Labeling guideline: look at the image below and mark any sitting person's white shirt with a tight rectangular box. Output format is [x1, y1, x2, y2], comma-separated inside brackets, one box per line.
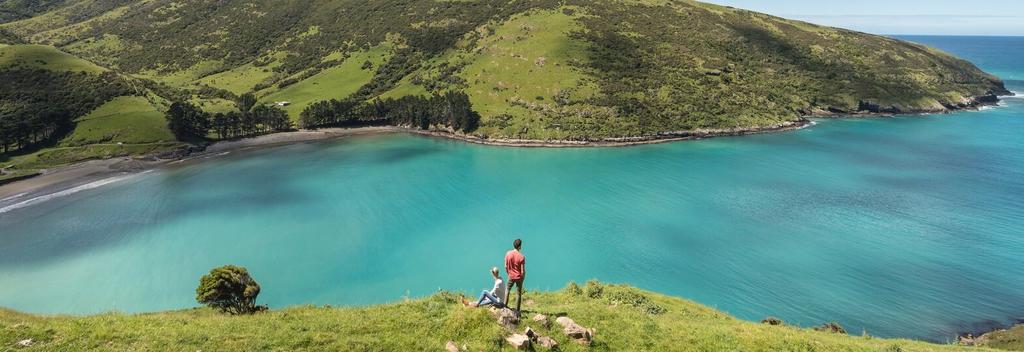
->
[491, 277, 506, 305]
[464, 267, 508, 307]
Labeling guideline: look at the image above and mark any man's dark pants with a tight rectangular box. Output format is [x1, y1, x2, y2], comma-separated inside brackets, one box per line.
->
[506, 278, 524, 315]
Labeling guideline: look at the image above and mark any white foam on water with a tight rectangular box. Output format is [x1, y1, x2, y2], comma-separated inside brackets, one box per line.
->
[0, 192, 28, 203]
[0, 173, 143, 214]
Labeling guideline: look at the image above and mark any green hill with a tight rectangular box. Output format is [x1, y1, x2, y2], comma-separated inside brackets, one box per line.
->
[0, 283, 1004, 351]
[0, 43, 181, 180]
[0, 27, 21, 44]
[0, 0, 1010, 141]
[0, 43, 103, 72]
[0, 0, 68, 24]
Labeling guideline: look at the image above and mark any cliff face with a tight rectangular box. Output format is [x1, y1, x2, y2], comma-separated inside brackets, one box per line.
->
[0, 0, 1011, 140]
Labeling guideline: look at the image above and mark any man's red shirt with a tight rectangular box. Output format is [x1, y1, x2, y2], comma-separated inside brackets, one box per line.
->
[505, 250, 525, 281]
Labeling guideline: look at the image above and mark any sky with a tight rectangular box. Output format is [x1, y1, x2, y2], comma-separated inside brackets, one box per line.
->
[703, 1, 1024, 36]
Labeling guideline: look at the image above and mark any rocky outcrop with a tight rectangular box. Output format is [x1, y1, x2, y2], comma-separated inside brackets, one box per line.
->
[532, 314, 551, 329]
[492, 307, 520, 328]
[519, 326, 560, 350]
[975, 93, 1001, 104]
[761, 316, 784, 326]
[815, 322, 847, 334]
[536, 336, 559, 349]
[556, 316, 595, 345]
[506, 333, 531, 350]
[805, 89, 1011, 119]
[857, 100, 902, 114]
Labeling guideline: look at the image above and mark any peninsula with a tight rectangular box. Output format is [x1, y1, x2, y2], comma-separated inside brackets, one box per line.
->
[0, 0, 1012, 184]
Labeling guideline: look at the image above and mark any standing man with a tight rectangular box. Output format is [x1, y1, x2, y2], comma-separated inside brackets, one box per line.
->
[504, 238, 526, 316]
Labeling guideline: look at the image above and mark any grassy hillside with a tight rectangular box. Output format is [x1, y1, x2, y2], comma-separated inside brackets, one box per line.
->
[2, 95, 182, 176]
[60, 96, 175, 146]
[0, 0, 1008, 141]
[0, 44, 103, 72]
[0, 283, 999, 351]
[0, 43, 181, 180]
[978, 325, 1024, 351]
[0, 0, 68, 24]
[0, 27, 21, 44]
[259, 44, 393, 119]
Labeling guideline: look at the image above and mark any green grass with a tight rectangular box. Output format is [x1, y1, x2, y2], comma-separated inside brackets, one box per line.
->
[0, 169, 40, 184]
[379, 72, 430, 99]
[134, 59, 226, 89]
[978, 325, 1024, 351]
[0, 283, 997, 351]
[60, 96, 176, 146]
[197, 59, 283, 95]
[191, 97, 239, 114]
[0, 44, 104, 72]
[21, 4, 132, 45]
[259, 45, 393, 120]
[62, 34, 139, 69]
[2, 96, 183, 174]
[457, 8, 597, 139]
[5, 142, 181, 171]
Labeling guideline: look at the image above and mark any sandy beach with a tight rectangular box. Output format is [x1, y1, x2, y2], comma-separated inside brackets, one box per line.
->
[0, 127, 404, 203]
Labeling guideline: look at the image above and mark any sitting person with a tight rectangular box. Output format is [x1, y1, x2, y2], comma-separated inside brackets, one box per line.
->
[464, 267, 506, 308]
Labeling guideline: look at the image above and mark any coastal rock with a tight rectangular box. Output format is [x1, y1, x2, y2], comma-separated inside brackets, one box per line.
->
[555, 316, 594, 344]
[857, 100, 900, 114]
[826, 106, 849, 114]
[525, 326, 538, 339]
[537, 336, 559, 349]
[445, 340, 459, 352]
[957, 333, 976, 346]
[493, 307, 520, 328]
[815, 322, 847, 334]
[532, 314, 551, 329]
[506, 333, 531, 350]
[761, 316, 784, 326]
[976, 93, 1000, 104]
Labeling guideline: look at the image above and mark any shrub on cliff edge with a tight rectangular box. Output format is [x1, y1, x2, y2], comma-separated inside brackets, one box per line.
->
[196, 265, 264, 314]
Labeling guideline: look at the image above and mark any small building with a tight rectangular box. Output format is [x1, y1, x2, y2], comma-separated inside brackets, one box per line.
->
[274, 101, 291, 107]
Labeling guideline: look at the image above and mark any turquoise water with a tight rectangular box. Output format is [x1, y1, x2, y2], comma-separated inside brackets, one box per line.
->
[1, 36, 1022, 341]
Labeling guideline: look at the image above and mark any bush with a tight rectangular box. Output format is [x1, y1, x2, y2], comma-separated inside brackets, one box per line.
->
[816, 322, 847, 334]
[761, 316, 785, 326]
[436, 290, 461, 304]
[605, 290, 666, 315]
[584, 280, 604, 299]
[565, 281, 583, 296]
[196, 265, 263, 315]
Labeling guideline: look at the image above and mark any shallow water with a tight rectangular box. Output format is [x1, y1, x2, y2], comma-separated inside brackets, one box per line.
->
[1, 36, 1022, 341]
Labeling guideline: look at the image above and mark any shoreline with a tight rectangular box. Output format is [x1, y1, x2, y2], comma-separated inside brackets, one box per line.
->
[0, 127, 404, 202]
[0, 98, 1007, 205]
[0, 121, 813, 201]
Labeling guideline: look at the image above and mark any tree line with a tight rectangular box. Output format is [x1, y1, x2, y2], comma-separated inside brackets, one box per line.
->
[165, 93, 290, 141]
[0, 69, 134, 154]
[299, 91, 480, 133]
